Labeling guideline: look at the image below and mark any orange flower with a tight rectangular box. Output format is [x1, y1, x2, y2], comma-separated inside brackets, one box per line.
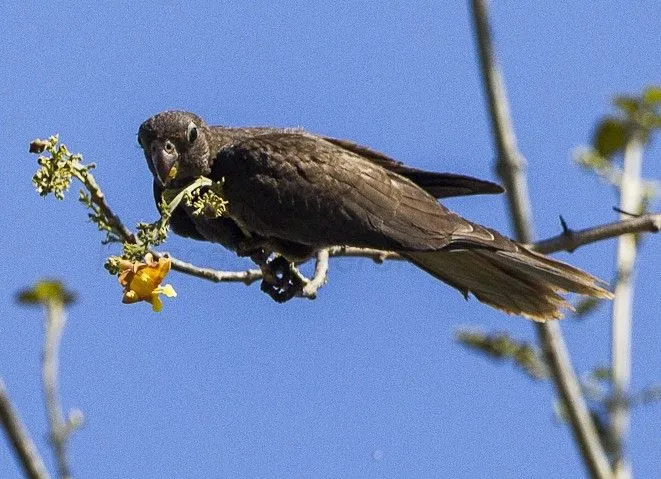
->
[118, 253, 177, 312]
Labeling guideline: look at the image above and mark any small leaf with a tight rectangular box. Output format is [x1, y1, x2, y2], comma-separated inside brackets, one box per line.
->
[572, 296, 603, 318]
[590, 366, 612, 382]
[456, 329, 548, 380]
[17, 280, 76, 305]
[592, 117, 629, 158]
[614, 96, 639, 116]
[642, 86, 661, 105]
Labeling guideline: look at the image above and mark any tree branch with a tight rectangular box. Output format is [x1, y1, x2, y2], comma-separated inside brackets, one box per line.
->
[531, 213, 660, 255]
[165, 255, 263, 284]
[42, 300, 77, 479]
[332, 214, 661, 261]
[609, 132, 644, 479]
[470, 1, 613, 478]
[0, 379, 51, 479]
[73, 165, 135, 243]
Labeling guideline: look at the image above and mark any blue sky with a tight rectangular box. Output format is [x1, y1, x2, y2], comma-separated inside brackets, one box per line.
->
[1, 2, 660, 478]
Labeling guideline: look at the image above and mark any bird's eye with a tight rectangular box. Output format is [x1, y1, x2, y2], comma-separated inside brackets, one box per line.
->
[187, 122, 198, 143]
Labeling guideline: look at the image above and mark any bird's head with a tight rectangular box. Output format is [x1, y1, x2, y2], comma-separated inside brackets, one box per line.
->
[138, 111, 212, 187]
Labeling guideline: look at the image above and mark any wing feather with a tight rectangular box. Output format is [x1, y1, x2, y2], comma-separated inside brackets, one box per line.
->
[212, 133, 506, 252]
[323, 136, 504, 198]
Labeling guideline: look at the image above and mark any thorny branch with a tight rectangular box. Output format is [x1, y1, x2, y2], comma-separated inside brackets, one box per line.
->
[335, 213, 661, 260]
[470, 1, 614, 478]
[0, 379, 51, 479]
[531, 213, 660, 255]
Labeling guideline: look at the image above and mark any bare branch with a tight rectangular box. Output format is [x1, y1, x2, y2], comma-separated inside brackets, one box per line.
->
[470, 1, 613, 478]
[471, 0, 534, 242]
[164, 254, 263, 285]
[610, 132, 644, 479]
[42, 301, 76, 479]
[531, 213, 661, 254]
[0, 379, 51, 479]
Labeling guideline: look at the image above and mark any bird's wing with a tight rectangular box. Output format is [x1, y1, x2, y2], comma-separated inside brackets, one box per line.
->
[322, 136, 504, 198]
[212, 132, 507, 252]
[210, 130, 613, 321]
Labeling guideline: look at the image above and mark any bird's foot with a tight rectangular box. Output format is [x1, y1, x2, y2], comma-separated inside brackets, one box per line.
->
[258, 255, 305, 303]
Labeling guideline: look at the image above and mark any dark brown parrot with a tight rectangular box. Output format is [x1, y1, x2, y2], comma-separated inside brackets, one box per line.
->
[138, 110, 613, 321]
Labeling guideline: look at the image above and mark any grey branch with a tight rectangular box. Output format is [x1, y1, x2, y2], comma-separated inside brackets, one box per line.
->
[165, 254, 263, 285]
[42, 301, 77, 479]
[470, 1, 614, 478]
[334, 214, 661, 260]
[0, 379, 51, 479]
[163, 213, 660, 285]
[610, 132, 644, 479]
[531, 213, 661, 255]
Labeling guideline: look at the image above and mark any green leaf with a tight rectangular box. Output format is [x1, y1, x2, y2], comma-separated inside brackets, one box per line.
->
[590, 366, 612, 382]
[572, 296, 603, 318]
[17, 280, 76, 305]
[592, 117, 629, 158]
[614, 96, 639, 117]
[456, 329, 548, 380]
[642, 86, 661, 105]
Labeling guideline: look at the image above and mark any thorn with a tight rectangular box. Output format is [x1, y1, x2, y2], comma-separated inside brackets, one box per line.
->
[558, 215, 577, 252]
[612, 206, 642, 218]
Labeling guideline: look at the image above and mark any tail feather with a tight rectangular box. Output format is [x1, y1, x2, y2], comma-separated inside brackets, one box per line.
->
[405, 247, 613, 322]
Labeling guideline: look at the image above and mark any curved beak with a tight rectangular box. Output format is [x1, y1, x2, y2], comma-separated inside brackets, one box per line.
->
[150, 141, 178, 186]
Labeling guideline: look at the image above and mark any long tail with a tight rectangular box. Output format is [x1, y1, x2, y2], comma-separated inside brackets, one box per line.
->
[404, 247, 613, 321]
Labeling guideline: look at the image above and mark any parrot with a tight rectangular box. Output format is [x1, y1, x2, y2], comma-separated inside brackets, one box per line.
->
[137, 110, 613, 321]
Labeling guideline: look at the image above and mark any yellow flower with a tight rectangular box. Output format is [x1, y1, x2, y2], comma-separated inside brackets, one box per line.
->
[117, 253, 177, 312]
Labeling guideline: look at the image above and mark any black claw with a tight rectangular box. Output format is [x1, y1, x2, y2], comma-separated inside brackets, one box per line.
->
[259, 256, 304, 303]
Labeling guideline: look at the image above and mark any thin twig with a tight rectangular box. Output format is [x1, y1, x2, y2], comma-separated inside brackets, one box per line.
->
[42, 301, 73, 479]
[165, 254, 263, 285]
[470, 1, 613, 478]
[73, 166, 134, 243]
[610, 132, 644, 479]
[0, 379, 51, 479]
